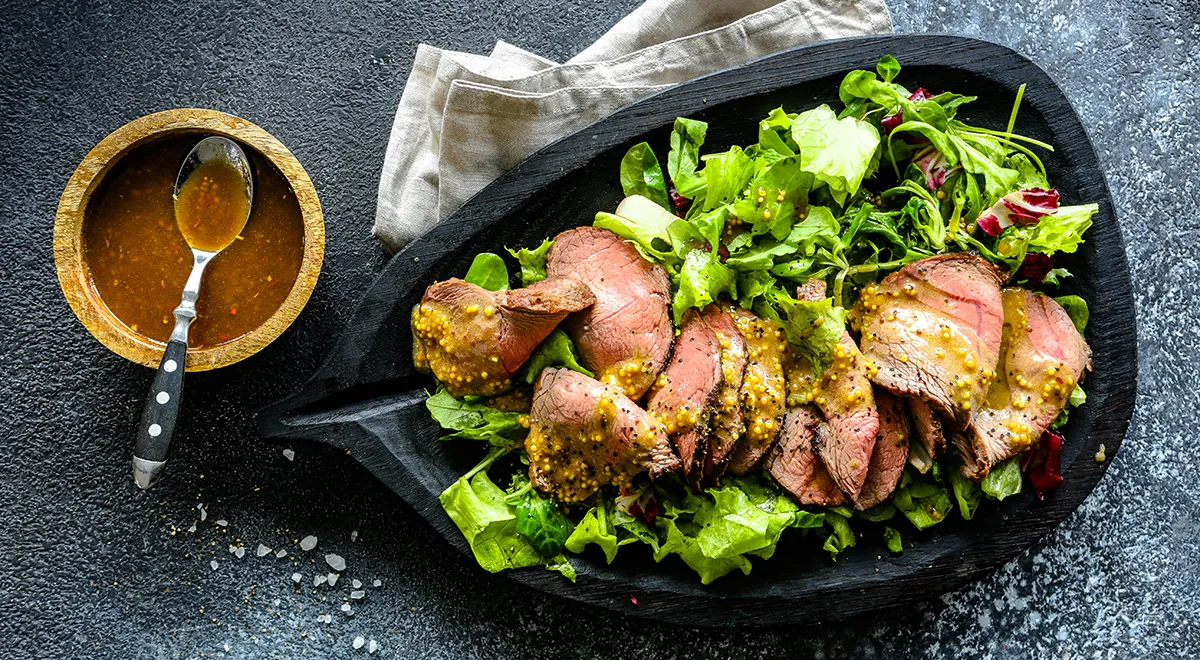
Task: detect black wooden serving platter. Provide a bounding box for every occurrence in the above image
[258,35,1136,627]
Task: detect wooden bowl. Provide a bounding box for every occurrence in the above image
[55,109,324,372]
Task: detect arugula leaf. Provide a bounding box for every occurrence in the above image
[724,239,797,271]
[1029,204,1097,255]
[892,467,953,530]
[673,249,737,322]
[565,498,662,563]
[948,467,983,521]
[426,387,525,447]
[439,462,575,580]
[790,104,881,204]
[517,329,592,385]
[1042,267,1073,288]
[882,526,904,554]
[1053,294,1089,335]
[668,117,709,199]
[619,142,671,210]
[764,287,848,375]
[464,253,510,291]
[505,239,553,286]
[981,457,1023,500]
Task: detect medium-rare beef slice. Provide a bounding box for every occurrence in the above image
[906,397,946,473]
[698,304,748,480]
[854,253,1005,431]
[794,280,880,502]
[546,227,673,400]
[646,309,723,483]
[412,277,596,397]
[725,306,787,474]
[856,389,911,510]
[953,288,1091,479]
[526,368,680,502]
[766,406,847,506]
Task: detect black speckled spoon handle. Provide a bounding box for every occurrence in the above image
[133,250,212,489]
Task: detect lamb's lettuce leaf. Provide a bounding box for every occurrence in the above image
[464,253,510,291]
[619,142,671,210]
[517,329,591,385]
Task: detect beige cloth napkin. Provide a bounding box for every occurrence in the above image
[374,0,894,253]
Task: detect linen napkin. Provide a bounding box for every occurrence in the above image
[375,0,894,253]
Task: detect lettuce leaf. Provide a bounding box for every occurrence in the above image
[1054,294,1089,335]
[758,107,797,156]
[673,249,736,322]
[506,239,553,286]
[730,155,814,240]
[1029,204,1097,255]
[440,465,575,580]
[425,387,526,447]
[464,253,510,291]
[948,467,983,521]
[594,196,678,261]
[619,142,671,210]
[892,467,953,530]
[517,329,592,384]
[668,117,709,200]
[981,457,1023,500]
[821,509,857,560]
[700,146,756,211]
[790,104,881,204]
[882,526,904,554]
[763,287,848,375]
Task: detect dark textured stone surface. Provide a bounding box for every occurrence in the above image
[0,1,1194,658]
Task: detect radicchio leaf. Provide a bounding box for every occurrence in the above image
[1021,430,1064,498]
[914,146,961,191]
[977,187,1061,236]
[1017,253,1055,281]
[881,88,935,140]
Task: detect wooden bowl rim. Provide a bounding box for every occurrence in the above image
[54,108,325,372]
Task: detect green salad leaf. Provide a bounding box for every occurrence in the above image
[821,508,857,560]
[439,455,575,580]
[790,104,881,204]
[892,467,953,530]
[1054,294,1089,336]
[594,195,679,261]
[948,467,983,521]
[564,497,659,563]
[506,239,553,286]
[981,457,1023,500]
[464,252,510,291]
[882,526,904,554]
[764,287,848,375]
[425,387,525,447]
[517,329,592,384]
[1029,204,1097,255]
[619,142,671,210]
[515,487,573,557]
[700,146,757,211]
[668,117,709,199]
[673,249,737,322]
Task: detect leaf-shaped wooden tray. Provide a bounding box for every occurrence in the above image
[258,35,1136,626]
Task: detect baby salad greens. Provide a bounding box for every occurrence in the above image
[430,55,1096,584]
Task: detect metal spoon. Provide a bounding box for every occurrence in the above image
[132,136,254,489]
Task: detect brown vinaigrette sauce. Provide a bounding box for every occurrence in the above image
[175,158,251,253]
[83,135,304,348]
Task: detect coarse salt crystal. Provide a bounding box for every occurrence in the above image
[314,574,328,587]
[300,535,318,551]
[291,573,302,584]
[353,636,365,649]
[275,549,287,559]
[228,545,238,555]
[352,579,362,589]
[327,573,339,587]
[340,603,351,612]
[215,519,228,527]
[372,579,381,587]
[187,523,197,533]
[235,547,245,559]
[273,599,280,607]
[350,590,365,600]
[368,639,379,654]
[283,448,295,461]
[350,530,358,542]
[325,553,346,572]
[256,544,271,557]
[210,560,218,570]
[200,508,208,522]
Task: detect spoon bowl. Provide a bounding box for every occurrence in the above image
[132,136,255,489]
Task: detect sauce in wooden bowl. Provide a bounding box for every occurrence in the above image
[83,135,304,349]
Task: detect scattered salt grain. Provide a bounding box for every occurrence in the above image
[256,544,271,557]
[275,549,287,559]
[215,519,228,527]
[210,560,219,570]
[314,574,328,587]
[283,448,295,461]
[273,599,281,607]
[327,573,339,587]
[300,535,318,551]
[352,579,362,589]
[187,523,197,533]
[199,508,208,522]
[340,603,351,612]
[372,579,381,587]
[317,614,332,624]
[325,553,346,572]
[353,636,365,649]
[368,639,379,654]
[350,530,358,542]
[291,572,302,584]
[235,547,245,559]
[228,545,238,555]
[350,590,365,600]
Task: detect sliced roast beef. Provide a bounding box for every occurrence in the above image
[766,406,847,506]
[698,304,748,480]
[546,227,673,400]
[795,280,880,502]
[855,253,1006,431]
[526,368,680,502]
[645,309,723,483]
[906,397,946,473]
[725,306,788,475]
[412,277,596,397]
[953,288,1091,479]
[856,389,911,510]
